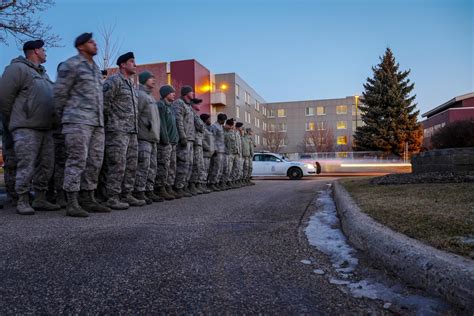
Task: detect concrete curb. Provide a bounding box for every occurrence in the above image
[333,181,474,311]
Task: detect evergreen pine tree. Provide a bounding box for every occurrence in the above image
[354,48,423,156]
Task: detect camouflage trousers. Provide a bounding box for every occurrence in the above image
[208,152,224,184]
[174,141,194,189]
[103,132,138,195]
[62,124,104,192]
[12,128,54,194]
[53,131,66,191]
[134,140,157,192]
[228,154,241,182]
[201,156,212,184]
[2,116,17,199]
[166,144,177,187]
[190,144,204,183]
[155,143,171,188]
[236,156,244,180]
[242,156,252,179]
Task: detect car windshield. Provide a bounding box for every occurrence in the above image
[276,154,290,161]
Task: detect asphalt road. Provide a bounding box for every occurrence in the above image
[0,179,385,314]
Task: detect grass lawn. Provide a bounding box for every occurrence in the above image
[339,178,474,258]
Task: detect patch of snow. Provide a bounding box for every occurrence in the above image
[300,259,311,265]
[305,188,451,314]
[313,269,325,275]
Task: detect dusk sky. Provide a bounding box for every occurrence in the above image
[1,0,472,115]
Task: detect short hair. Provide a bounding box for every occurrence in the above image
[217,113,227,121]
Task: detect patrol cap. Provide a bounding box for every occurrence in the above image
[23,40,44,51]
[74,32,93,48]
[235,122,244,128]
[117,52,135,66]
[181,85,193,96]
[200,113,210,122]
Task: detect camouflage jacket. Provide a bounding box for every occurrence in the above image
[210,122,225,153]
[103,72,138,133]
[54,54,104,127]
[224,129,240,155]
[172,97,195,142]
[235,130,242,157]
[241,134,251,157]
[192,109,206,146]
[0,56,56,132]
[202,125,215,158]
[157,99,179,145]
[137,84,160,143]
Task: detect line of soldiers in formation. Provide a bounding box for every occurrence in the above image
[0,32,256,217]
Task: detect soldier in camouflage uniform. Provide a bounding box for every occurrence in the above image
[172,85,196,197]
[200,113,215,191]
[155,85,179,200]
[133,71,162,204]
[1,113,17,205]
[246,128,256,185]
[224,118,240,189]
[208,113,227,191]
[189,98,210,194]
[241,128,252,186]
[102,52,145,209]
[0,40,60,215]
[234,122,244,187]
[54,33,111,217]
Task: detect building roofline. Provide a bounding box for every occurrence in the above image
[263,96,357,105]
[422,92,474,118]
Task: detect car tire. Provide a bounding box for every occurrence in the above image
[288,167,303,180]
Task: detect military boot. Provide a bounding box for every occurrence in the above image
[121,193,146,207]
[157,186,174,200]
[249,179,256,186]
[16,193,35,215]
[146,190,164,202]
[183,185,195,196]
[32,190,61,211]
[198,183,211,194]
[106,195,129,210]
[66,192,89,218]
[189,183,200,195]
[56,189,67,208]
[79,190,111,213]
[166,185,180,199]
[175,186,191,198]
[218,182,228,190]
[133,191,151,205]
[209,183,220,191]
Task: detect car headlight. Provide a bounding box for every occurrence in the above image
[305,164,315,170]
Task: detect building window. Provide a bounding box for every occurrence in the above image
[262,121,267,131]
[317,121,326,130]
[337,136,348,145]
[305,107,315,116]
[337,121,347,129]
[245,111,251,123]
[236,106,240,118]
[306,121,315,131]
[317,106,326,116]
[256,135,260,145]
[262,106,267,116]
[269,123,276,132]
[255,100,260,111]
[268,109,275,118]
[278,122,287,132]
[277,109,286,117]
[336,105,348,115]
[254,117,261,128]
[244,91,250,105]
[235,84,240,99]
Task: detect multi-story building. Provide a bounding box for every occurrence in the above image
[264,97,362,153]
[421,92,474,148]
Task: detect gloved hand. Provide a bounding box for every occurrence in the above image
[179,137,187,147]
[191,98,203,104]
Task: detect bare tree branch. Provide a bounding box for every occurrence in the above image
[0,0,61,47]
[97,21,122,71]
[302,127,335,153]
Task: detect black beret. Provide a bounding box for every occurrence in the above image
[235,122,244,128]
[200,113,210,122]
[217,113,227,121]
[101,70,108,76]
[74,32,93,48]
[225,118,235,126]
[23,40,44,51]
[191,98,202,104]
[117,52,135,66]
[181,85,193,96]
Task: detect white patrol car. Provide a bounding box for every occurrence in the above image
[252,152,321,180]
